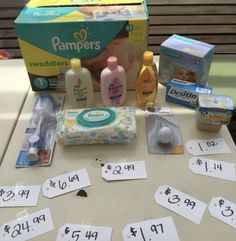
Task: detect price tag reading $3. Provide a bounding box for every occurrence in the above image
[154,185,207,224]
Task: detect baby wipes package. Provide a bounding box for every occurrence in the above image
[159,34,215,86]
[15,0,148,91]
[56,107,137,145]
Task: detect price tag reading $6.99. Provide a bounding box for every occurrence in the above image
[123,216,180,241]
[208,196,236,228]
[56,224,112,241]
[185,138,231,156]
[102,160,147,181]
[154,185,207,224]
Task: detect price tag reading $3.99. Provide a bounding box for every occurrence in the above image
[154,185,207,224]
[102,160,147,181]
[208,196,236,228]
[185,138,231,156]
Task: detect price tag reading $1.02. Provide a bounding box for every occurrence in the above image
[189,157,236,181]
[42,169,91,198]
[154,185,207,224]
[185,138,231,156]
[208,196,236,228]
[0,208,54,241]
[122,216,180,241]
[56,224,112,241]
[102,160,147,181]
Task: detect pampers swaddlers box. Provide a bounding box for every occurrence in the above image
[159,35,215,86]
[15,0,148,91]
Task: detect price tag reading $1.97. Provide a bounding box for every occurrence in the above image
[56,224,112,241]
[208,196,236,228]
[154,185,207,224]
[122,216,180,241]
[185,138,231,156]
[102,160,147,181]
[0,208,54,241]
[42,169,91,198]
[189,157,236,181]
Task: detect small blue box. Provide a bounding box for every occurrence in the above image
[159,34,215,86]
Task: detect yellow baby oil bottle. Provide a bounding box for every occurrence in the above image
[136,51,158,109]
[65,58,94,108]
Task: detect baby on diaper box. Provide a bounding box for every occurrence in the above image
[159,34,215,86]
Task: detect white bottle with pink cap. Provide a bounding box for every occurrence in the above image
[100,56,126,106]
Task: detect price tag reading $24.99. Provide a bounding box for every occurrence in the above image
[123,216,180,241]
[208,196,236,228]
[56,224,112,241]
[154,185,207,224]
[42,169,91,198]
[185,138,231,156]
[102,160,147,181]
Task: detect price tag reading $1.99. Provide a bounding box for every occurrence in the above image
[56,224,112,241]
[154,185,207,224]
[42,169,91,198]
[208,196,236,228]
[102,160,147,181]
[189,157,236,181]
[122,216,180,241]
[0,208,54,241]
[185,138,231,156]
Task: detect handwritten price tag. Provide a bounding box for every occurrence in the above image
[189,157,236,181]
[102,161,147,181]
[154,185,207,224]
[42,169,91,198]
[122,216,180,241]
[0,185,40,207]
[56,224,112,241]
[208,196,236,228]
[185,138,231,156]
[0,208,54,241]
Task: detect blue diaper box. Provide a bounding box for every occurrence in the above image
[159,34,215,86]
[166,79,212,109]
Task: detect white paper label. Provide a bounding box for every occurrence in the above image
[208,196,236,228]
[0,208,54,241]
[123,216,180,241]
[154,185,207,224]
[0,185,40,207]
[42,169,91,198]
[189,157,236,181]
[102,161,147,181]
[185,138,231,156]
[56,224,112,241]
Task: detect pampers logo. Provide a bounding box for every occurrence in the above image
[52,28,101,52]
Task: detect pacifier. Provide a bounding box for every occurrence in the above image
[156,125,174,145]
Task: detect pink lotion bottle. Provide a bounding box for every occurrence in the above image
[100,56,126,106]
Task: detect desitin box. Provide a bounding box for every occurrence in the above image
[15,0,148,91]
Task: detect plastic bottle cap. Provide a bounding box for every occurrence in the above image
[107,56,118,70]
[26,147,39,162]
[71,58,81,71]
[143,51,153,66]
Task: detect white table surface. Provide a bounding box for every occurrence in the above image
[0,59,30,163]
[0,65,236,241]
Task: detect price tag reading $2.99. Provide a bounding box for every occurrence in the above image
[123,216,180,241]
[154,185,207,224]
[185,138,231,156]
[208,196,236,228]
[56,224,112,241]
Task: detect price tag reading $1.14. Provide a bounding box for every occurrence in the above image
[189,157,236,181]
[208,196,236,228]
[122,216,180,241]
[0,208,54,241]
[56,224,112,241]
[42,169,91,198]
[154,185,207,224]
[185,138,231,156]
[102,160,147,181]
